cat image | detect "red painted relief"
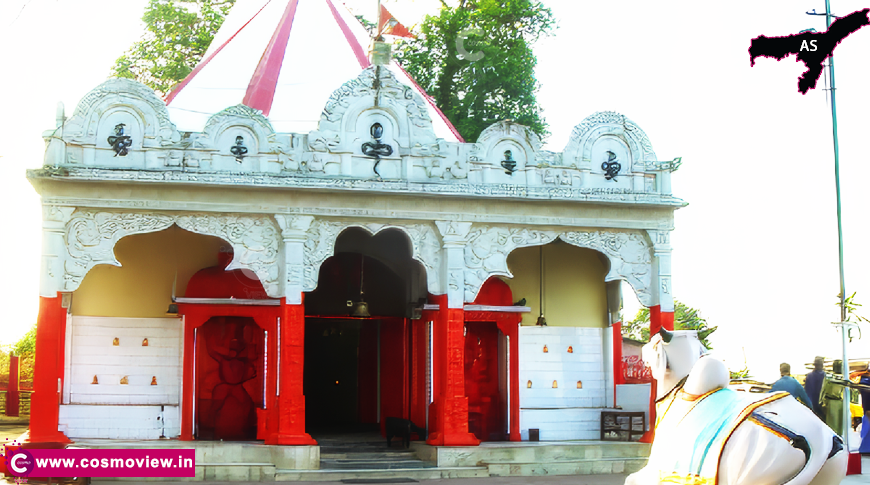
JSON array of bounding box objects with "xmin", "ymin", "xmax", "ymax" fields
[{"xmin": 195, "ymin": 317, "xmax": 264, "ymax": 440}]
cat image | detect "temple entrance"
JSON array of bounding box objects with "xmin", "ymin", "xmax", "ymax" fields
[
  {"xmin": 303, "ymin": 228, "xmax": 427, "ymax": 437},
  {"xmin": 195, "ymin": 316, "xmax": 265, "ymax": 440}
]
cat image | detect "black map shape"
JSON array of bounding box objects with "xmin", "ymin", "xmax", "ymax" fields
[{"xmin": 749, "ymin": 9, "xmax": 870, "ymax": 94}]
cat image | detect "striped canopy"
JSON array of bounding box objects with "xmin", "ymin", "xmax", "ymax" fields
[{"xmin": 165, "ymin": 0, "xmax": 463, "ymax": 142}]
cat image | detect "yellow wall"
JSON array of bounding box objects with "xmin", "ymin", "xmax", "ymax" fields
[
  {"xmin": 503, "ymin": 242, "xmax": 609, "ymax": 327},
  {"xmin": 71, "ymin": 226, "xmax": 224, "ymax": 317}
]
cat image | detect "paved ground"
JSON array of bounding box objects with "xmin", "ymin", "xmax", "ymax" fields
[
  {"xmin": 92, "ymin": 456, "xmax": 870, "ymax": 485},
  {"xmin": 0, "ymin": 421, "xmax": 28, "ymax": 445}
]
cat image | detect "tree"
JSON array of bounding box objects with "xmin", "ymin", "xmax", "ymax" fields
[
  {"xmin": 393, "ymin": 0, "xmax": 555, "ymax": 142},
  {"xmin": 112, "ymin": 0, "xmax": 236, "ymax": 97},
  {"xmin": 621, "ymin": 300, "xmax": 718, "ymax": 350},
  {"xmin": 10, "ymin": 325, "xmax": 36, "ymax": 356}
]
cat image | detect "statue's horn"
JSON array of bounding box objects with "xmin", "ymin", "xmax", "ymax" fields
[{"xmin": 659, "ymin": 327, "xmax": 674, "ymax": 343}]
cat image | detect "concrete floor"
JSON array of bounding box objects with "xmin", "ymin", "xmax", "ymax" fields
[{"xmin": 0, "ymin": 421, "xmax": 28, "ymax": 445}]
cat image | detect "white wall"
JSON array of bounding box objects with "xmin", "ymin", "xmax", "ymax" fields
[
  {"xmin": 59, "ymin": 405, "xmax": 180, "ymax": 439},
  {"xmin": 519, "ymin": 326, "xmax": 607, "ymax": 440},
  {"xmin": 61, "ymin": 316, "xmax": 183, "ymax": 439},
  {"xmin": 616, "ymin": 383, "xmax": 651, "ymax": 431}
]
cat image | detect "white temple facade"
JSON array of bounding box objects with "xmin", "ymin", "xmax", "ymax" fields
[{"xmin": 26, "ymin": 0, "xmax": 684, "ymax": 450}]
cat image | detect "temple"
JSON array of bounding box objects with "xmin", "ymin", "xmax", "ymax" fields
[{"xmin": 25, "ymin": 0, "xmax": 683, "ymax": 458}]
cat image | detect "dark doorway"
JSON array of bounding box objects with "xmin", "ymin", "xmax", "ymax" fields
[
  {"xmin": 304, "ymin": 319, "xmax": 373, "ymax": 431},
  {"xmin": 465, "ymin": 321, "xmax": 506, "ymax": 441},
  {"xmin": 195, "ymin": 316, "xmax": 264, "ymax": 440}
]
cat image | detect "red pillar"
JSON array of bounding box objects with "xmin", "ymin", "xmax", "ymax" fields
[
  {"xmin": 612, "ymin": 322, "xmax": 624, "ymax": 406},
  {"xmin": 495, "ymin": 317, "xmax": 521, "ymax": 442},
  {"xmin": 6, "ymin": 355, "xmax": 20, "ymax": 417},
  {"xmin": 640, "ymin": 305, "xmax": 674, "ymax": 443},
  {"xmin": 273, "ymin": 297, "xmax": 316, "ymax": 445},
  {"xmin": 426, "ymin": 295, "xmax": 479, "ymax": 446},
  {"xmin": 29, "ymin": 294, "xmax": 71, "ymax": 444}
]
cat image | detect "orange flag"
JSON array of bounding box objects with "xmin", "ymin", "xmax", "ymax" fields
[{"xmin": 378, "ymin": 5, "xmax": 415, "ymax": 38}]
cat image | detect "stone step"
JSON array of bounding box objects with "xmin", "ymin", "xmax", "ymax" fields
[
  {"xmin": 320, "ymin": 458, "xmax": 435, "ymax": 470},
  {"xmin": 413, "ymin": 441, "xmax": 651, "ymax": 467},
  {"xmin": 276, "ymin": 466, "xmax": 489, "ymax": 482},
  {"xmin": 486, "ymin": 457, "xmax": 648, "ymax": 477},
  {"xmin": 93, "ymin": 463, "xmax": 277, "ymax": 482},
  {"xmin": 321, "ymin": 452, "xmax": 417, "ymax": 460}
]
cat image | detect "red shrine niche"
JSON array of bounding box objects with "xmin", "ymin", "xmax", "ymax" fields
[
  {"xmin": 178, "ymin": 246, "xmax": 280, "ymax": 442},
  {"xmin": 195, "ymin": 316, "xmax": 265, "ymax": 440}
]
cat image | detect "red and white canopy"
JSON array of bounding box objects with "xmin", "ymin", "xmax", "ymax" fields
[{"xmin": 166, "ymin": 0, "xmax": 463, "ymax": 142}]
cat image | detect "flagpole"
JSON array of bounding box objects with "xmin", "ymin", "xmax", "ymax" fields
[{"xmin": 823, "ymin": 0, "xmax": 851, "ymax": 447}]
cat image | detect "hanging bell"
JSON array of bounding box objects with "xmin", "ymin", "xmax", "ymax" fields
[{"xmin": 350, "ymin": 300, "xmax": 371, "ymax": 318}]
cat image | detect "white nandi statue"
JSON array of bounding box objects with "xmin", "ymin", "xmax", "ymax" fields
[{"xmin": 626, "ymin": 328, "xmax": 847, "ymax": 485}]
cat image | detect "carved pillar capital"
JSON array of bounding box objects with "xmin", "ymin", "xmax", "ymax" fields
[
  {"xmin": 40, "ymin": 206, "xmax": 76, "ymax": 298},
  {"xmin": 435, "ymin": 221, "xmax": 471, "ymax": 308},
  {"xmin": 274, "ymin": 215, "xmax": 314, "ymax": 303},
  {"xmin": 274, "ymin": 214, "xmax": 314, "ymax": 240},
  {"xmin": 646, "ymin": 229, "xmax": 673, "ymax": 312}
]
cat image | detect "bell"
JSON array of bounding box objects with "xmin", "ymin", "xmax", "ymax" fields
[
  {"xmin": 350, "ymin": 300, "xmax": 371, "ymax": 318},
  {"xmin": 536, "ymin": 315, "xmax": 547, "ymax": 326},
  {"xmin": 166, "ymin": 303, "xmax": 179, "ymax": 315}
]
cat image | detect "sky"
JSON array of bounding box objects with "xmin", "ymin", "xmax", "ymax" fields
[{"xmin": 1, "ymin": 0, "xmax": 868, "ymax": 384}]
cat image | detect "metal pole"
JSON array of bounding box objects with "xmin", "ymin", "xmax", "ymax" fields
[{"xmin": 824, "ymin": 0, "xmax": 850, "ymax": 444}]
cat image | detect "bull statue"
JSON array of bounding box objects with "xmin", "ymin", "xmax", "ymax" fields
[{"xmin": 626, "ymin": 328, "xmax": 847, "ymax": 485}]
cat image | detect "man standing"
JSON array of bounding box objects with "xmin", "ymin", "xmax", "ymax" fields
[
  {"xmin": 770, "ymin": 363, "xmax": 813, "ymax": 409},
  {"xmin": 804, "ymin": 356, "xmax": 826, "ymax": 419},
  {"xmin": 820, "ymin": 360, "xmax": 846, "ymax": 436}
]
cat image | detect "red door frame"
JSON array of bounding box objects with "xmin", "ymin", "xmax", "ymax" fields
[
  {"xmin": 463, "ymin": 310, "xmax": 521, "ymax": 442},
  {"xmin": 177, "ymin": 302, "xmax": 280, "ymax": 442}
]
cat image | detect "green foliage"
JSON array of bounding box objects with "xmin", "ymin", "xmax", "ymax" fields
[
  {"xmin": 838, "ymin": 292, "xmax": 868, "ymax": 324},
  {"xmin": 356, "ymin": 15, "xmax": 377, "ymax": 36},
  {"xmin": 393, "ymin": 0, "xmax": 555, "ymax": 142},
  {"xmin": 112, "ymin": 0, "xmax": 236, "ymax": 97},
  {"xmin": 621, "ymin": 300, "xmax": 719, "ymax": 350},
  {"xmin": 11, "ymin": 325, "xmax": 36, "ymax": 356}
]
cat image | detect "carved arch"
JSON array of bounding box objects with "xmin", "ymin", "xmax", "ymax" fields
[
  {"xmin": 563, "ymin": 111, "xmax": 656, "ymax": 171},
  {"xmin": 200, "ymin": 104, "xmax": 277, "ymax": 153},
  {"xmin": 315, "ymin": 66, "xmax": 439, "ymax": 151},
  {"xmin": 463, "ymin": 225, "xmax": 654, "ymax": 306},
  {"xmin": 303, "ymin": 219, "xmax": 441, "ymax": 294},
  {"xmin": 63, "ymin": 78, "xmax": 180, "ymax": 147},
  {"xmin": 63, "ymin": 210, "xmax": 282, "ymax": 297}
]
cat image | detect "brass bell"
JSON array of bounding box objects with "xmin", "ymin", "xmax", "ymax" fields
[{"xmin": 350, "ymin": 300, "xmax": 371, "ymax": 318}]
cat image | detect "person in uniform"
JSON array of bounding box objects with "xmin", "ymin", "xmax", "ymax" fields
[{"xmin": 820, "ymin": 360, "xmax": 847, "ymax": 436}]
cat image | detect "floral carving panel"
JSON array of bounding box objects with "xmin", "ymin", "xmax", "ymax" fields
[
  {"xmin": 63, "ymin": 211, "xmax": 283, "ymax": 297},
  {"xmin": 464, "ymin": 225, "xmax": 653, "ymax": 306}
]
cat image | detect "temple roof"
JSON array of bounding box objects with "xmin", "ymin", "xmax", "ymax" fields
[{"xmin": 165, "ymin": 0, "xmax": 463, "ymax": 142}]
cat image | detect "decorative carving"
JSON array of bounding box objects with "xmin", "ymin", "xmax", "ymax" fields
[
  {"xmin": 564, "ymin": 111, "xmax": 656, "ymax": 170},
  {"xmin": 319, "ymin": 66, "xmax": 437, "ymax": 148},
  {"xmin": 501, "ymin": 150, "xmax": 516, "ymax": 174},
  {"xmin": 230, "ymin": 135, "xmax": 248, "ymax": 163},
  {"xmin": 106, "ymin": 124, "xmax": 132, "ymax": 156},
  {"xmin": 202, "ymin": 104, "xmax": 276, "ymax": 153},
  {"xmin": 464, "ymin": 226, "xmax": 653, "ymax": 305},
  {"xmin": 602, "ymin": 151, "xmax": 621, "ymax": 181},
  {"xmin": 35, "ymin": 167, "xmax": 688, "ymax": 206},
  {"xmin": 360, "ymin": 122, "xmax": 393, "ymax": 177},
  {"xmin": 63, "ymin": 211, "xmax": 282, "ymax": 297},
  {"xmin": 65, "ymin": 78, "xmax": 180, "ymax": 147},
  {"xmin": 175, "ymin": 214, "xmax": 281, "ymax": 297},
  {"xmin": 303, "ymin": 220, "xmax": 441, "ymax": 295}
]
